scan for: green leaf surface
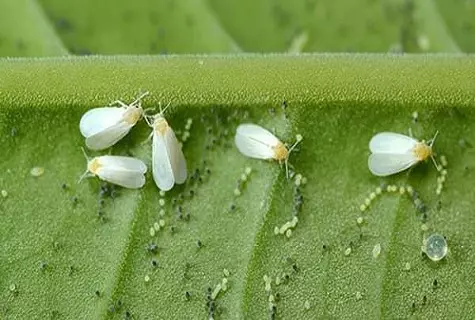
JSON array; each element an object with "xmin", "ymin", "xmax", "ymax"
[
  {"xmin": 36, "ymin": 0, "xmax": 242, "ymax": 54},
  {"xmin": 1, "ymin": 55, "xmax": 475, "ymax": 319},
  {"xmin": 433, "ymin": 0, "xmax": 475, "ymax": 52},
  {"xmin": 0, "ymin": 0, "xmax": 68, "ymax": 57},
  {"xmin": 2, "ymin": 0, "xmax": 474, "ymax": 56}
]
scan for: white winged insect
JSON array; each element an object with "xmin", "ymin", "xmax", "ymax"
[
  {"xmin": 234, "ymin": 123, "xmax": 302, "ymax": 178},
  {"xmin": 368, "ymin": 131, "xmax": 439, "ymax": 176},
  {"xmin": 144, "ymin": 104, "xmax": 187, "ymax": 191},
  {"xmin": 78, "ymin": 149, "xmax": 147, "ymax": 189},
  {"xmin": 79, "ymin": 92, "xmax": 149, "ymax": 150}
]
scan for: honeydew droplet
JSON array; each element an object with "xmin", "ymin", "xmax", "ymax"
[
  {"xmin": 1, "ymin": 190, "xmax": 8, "ymax": 198},
  {"xmin": 295, "ymin": 179, "xmax": 301, "ymax": 187},
  {"xmin": 364, "ymin": 198, "xmax": 371, "ymax": 206},
  {"xmin": 159, "ymin": 209, "xmax": 165, "ymax": 217},
  {"xmin": 159, "ymin": 199, "xmax": 165, "ymax": 206},
  {"xmin": 406, "ymin": 186, "xmax": 414, "ymax": 195},
  {"xmin": 30, "ymin": 166, "xmax": 45, "ymax": 177},
  {"xmin": 412, "ymin": 111, "xmax": 419, "ymax": 121},
  {"xmin": 159, "ymin": 190, "xmax": 166, "ymax": 197},
  {"xmin": 245, "ymin": 167, "xmax": 252, "ymax": 175},
  {"xmin": 268, "ymin": 302, "xmax": 275, "ymax": 312},
  {"xmin": 359, "ymin": 204, "xmax": 367, "ymax": 212},
  {"xmin": 369, "ymin": 192, "xmax": 376, "ymax": 200},
  {"xmin": 417, "ymin": 35, "xmax": 430, "ymax": 51},
  {"xmin": 375, "ymin": 187, "xmax": 382, "ymax": 195},
  {"xmin": 274, "ymin": 226, "xmax": 280, "ymax": 235},
  {"xmin": 240, "ymin": 174, "xmax": 247, "ymax": 182},
  {"xmin": 265, "ymin": 283, "xmax": 271, "ymax": 292},
  {"xmin": 421, "ymin": 223, "xmax": 429, "ymax": 232},
  {"xmin": 304, "ymin": 300, "xmax": 311, "ymax": 310},
  {"xmin": 391, "ymin": 185, "xmax": 398, "ymax": 192},
  {"xmin": 357, "ymin": 217, "xmax": 364, "ymax": 225},
  {"xmin": 234, "ymin": 189, "xmax": 241, "ymax": 196},
  {"xmin": 153, "ymin": 222, "xmax": 160, "ymax": 231},
  {"xmin": 441, "ymin": 169, "xmax": 448, "ymax": 176},
  {"xmin": 399, "ymin": 186, "xmax": 406, "ymax": 195},
  {"xmin": 290, "ymin": 216, "xmax": 298, "ymax": 228},
  {"xmin": 275, "ymin": 276, "xmax": 281, "ymax": 286},
  {"xmin": 296, "ymin": 134, "xmax": 303, "ymax": 142},
  {"xmin": 159, "ymin": 219, "xmax": 165, "ymax": 227},
  {"xmin": 301, "ymin": 177, "xmax": 308, "ymax": 185},
  {"xmin": 279, "ymin": 221, "xmax": 292, "ymax": 234},
  {"xmin": 423, "ymin": 233, "xmax": 448, "ymax": 262},
  {"xmin": 211, "ymin": 284, "xmax": 222, "ymax": 300},
  {"xmin": 144, "ymin": 275, "xmax": 150, "ymax": 282},
  {"xmin": 440, "ymin": 155, "xmax": 448, "ymax": 168},
  {"xmin": 263, "ymin": 275, "xmax": 269, "ymax": 283},
  {"xmin": 414, "ymin": 198, "xmax": 423, "ymax": 207},
  {"xmin": 356, "ymin": 291, "xmax": 363, "ymax": 300},
  {"xmin": 295, "ymin": 174, "xmax": 303, "ymax": 181},
  {"xmin": 268, "ymin": 294, "xmax": 275, "ymax": 303},
  {"xmin": 344, "ymin": 247, "xmax": 352, "ymax": 256},
  {"xmin": 149, "ymin": 227, "xmax": 156, "ymax": 237},
  {"xmin": 404, "ymin": 262, "xmax": 411, "ymax": 271},
  {"xmin": 372, "ymin": 243, "xmax": 381, "ymax": 258},
  {"xmin": 285, "ymin": 229, "xmax": 292, "ymax": 238},
  {"xmin": 9, "ymin": 283, "xmax": 16, "ymax": 292},
  {"xmin": 386, "ymin": 185, "xmax": 391, "ymax": 192},
  {"xmin": 223, "ymin": 268, "xmax": 230, "ymax": 277}
]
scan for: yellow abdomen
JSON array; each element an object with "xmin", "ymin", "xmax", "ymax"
[
  {"xmin": 413, "ymin": 142, "xmax": 432, "ymax": 161},
  {"xmin": 273, "ymin": 142, "xmax": 289, "ymax": 161}
]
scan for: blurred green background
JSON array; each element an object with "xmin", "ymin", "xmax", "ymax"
[{"xmin": 0, "ymin": 0, "xmax": 473, "ymax": 57}]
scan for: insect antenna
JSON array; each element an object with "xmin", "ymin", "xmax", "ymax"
[
  {"xmin": 130, "ymin": 91, "xmax": 150, "ymax": 107},
  {"xmin": 285, "ymin": 135, "xmax": 303, "ymax": 179},
  {"xmin": 78, "ymin": 147, "xmax": 92, "ymax": 183}
]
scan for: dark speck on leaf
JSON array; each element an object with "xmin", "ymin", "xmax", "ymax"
[{"xmin": 55, "ymin": 18, "xmax": 73, "ymax": 31}]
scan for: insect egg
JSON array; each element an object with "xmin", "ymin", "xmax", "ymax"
[{"xmin": 423, "ymin": 233, "xmax": 448, "ymax": 262}]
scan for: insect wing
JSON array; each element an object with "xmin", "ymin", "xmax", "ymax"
[
  {"xmin": 369, "ymin": 132, "xmax": 417, "ymax": 154},
  {"xmin": 85, "ymin": 121, "xmax": 133, "ymax": 151},
  {"xmin": 368, "ymin": 153, "xmax": 418, "ymax": 176},
  {"xmin": 164, "ymin": 127, "xmax": 187, "ymax": 184},
  {"xmin": 80, "ymin": 107, "xmax": 125, "ymax": 137},
  {"xmin": 96, "ymin": 156, "xmax": 146, "ymax": 188},
  {"xmin": 99, "ymin": 156, "xmax": 147, "ymax": 173},
  {"xmin": 152, "ymin": 131, "xmax": 175, "ymax": 191},
  {"xmin": 235, "ymin": 124, "xmax": 279, "ymax": 159}
]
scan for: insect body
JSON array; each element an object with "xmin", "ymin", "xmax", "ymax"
[
  {"xmin": 145, "ymin": 105, "xmax": 187, "ymax": 191},
  {"xmin": 79, "ymin": 151, "xmax": 147, "ymax": 189},
  {"xmin": 80, "ymin": 92, "xmax": 149, "ymax": 150},
  {"xmin": 368, "ymin": 131, "xmax": 439, "ymax": 176},
  {"xmin": 234, "ymin": 123, "xmax": 302, "ymax": 177}
]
